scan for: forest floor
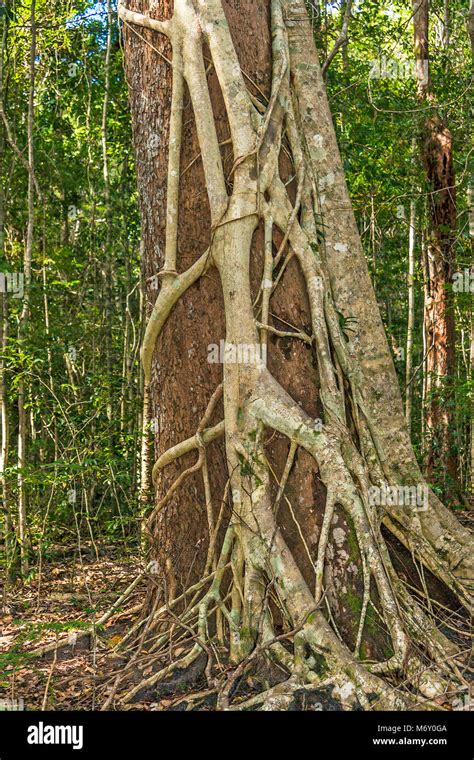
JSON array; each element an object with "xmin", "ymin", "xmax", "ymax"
[
  {"xmin": 0, "ymin": 550, "xmax": 329, "ymax": 711},
  {"xmin": 1, "ymin": 524, "xmax": 473, "ymax": 711},
  {"xmin": 1, "ymin": 550, "xmax": 150, "ymax": 711}
]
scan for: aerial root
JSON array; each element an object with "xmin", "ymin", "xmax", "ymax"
[{"xmin": 99, "ymin": 541, "xmax": 463, "ymax": 711}]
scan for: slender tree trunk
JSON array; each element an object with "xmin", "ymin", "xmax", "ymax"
[
  {"xmin": 138, "ymin": 249, "xmax": 152, "ymax": 546},
  {"xmin": 0, "ymin": 0, "xmax": 13, "ymax": 588},
  {"xmin": 120, "ymin": 177, "xmax": 133, "ymax": 438},
  {"xmin": 468, "ymin": 0, "xmax": 474, "ymax": 63},
  {"xmin": 470, "ymin": 319, "xmax": 474, "ymax": 508},
  {"xmin": 370, "ymin": 192, "xmax": 376, "ymax": 277},
  {"xmin": 0, "ymin": 290, "xmax": 11, "ymax": 586},
  {"xmin": 17, "ymin": 0, "xmax": 37, "ymax": 576},
  {"xmin": 412, "ymin": 0, "xmax": 458, "ymax": 493},
  {"xmin": 405, "ymin": 144, "xmax": 417, "ymax": 429},
  {"xmin": 102, "ymin": 0, "xmax": 115, "ymax": 443},
  {"xmin": 0, "ymin": 199, "xmax": 12, "ymax": 587}
]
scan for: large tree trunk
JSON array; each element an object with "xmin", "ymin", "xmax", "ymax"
[
  {"xmin": 118, "ymin": 0, "xmax": 473, "ymax": 710},
  {"xmin": 122, "ymin": 0, "xmax": 326, "ymax": 605}
]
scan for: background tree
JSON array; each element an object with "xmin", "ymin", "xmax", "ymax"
[{"xmin": 412, "ymin": 0, "xmax": 459, "ymax": 494}]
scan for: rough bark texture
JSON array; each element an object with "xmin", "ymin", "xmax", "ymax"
[
  {"xmin": 123, "ymin": 0, "xmax": 330, "ymax": 604},
  {"xmin": 116, "ymin": 0, "xmax": 473, "ymax": 711},
  {"xmin": 123, "ymin": 0, "xmax": 227, "ymax": 595},
  {"xmin": 413, "ymin": 0, "xmax": 458, "ymax": 490}
]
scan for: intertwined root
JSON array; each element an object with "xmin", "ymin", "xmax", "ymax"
[
  {"xmin": 101, "ymin": 506, "xmax": 469, "ymax": 710},
  {"xmin": 114, "ymin": 0, "xmax": 474, "ymax": 710}
]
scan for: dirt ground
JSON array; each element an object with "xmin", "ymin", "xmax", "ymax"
[
  {"xmin": 1, "ymin": 540, "xmax": 472, "ymax": 712},
  {"xmin": 1, "ymin": 551, "xmax": 149, "ymax": 711}
]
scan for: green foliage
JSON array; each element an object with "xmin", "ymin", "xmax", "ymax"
[
  {"xmin": 317, "ymin": 0, "xmax": 472, "ymax": 497},
  {"xmin": 0, "ymin": 1, "xmax": 141, "ymax": 577}
]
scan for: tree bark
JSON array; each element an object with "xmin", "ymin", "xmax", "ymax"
[
  {"xmin": 0, "ymin": 0, "xmax": 13, "ymax": 588},
  {"xmin": 412, "ymin": 0, "xmax": 458, "ymax": 493},
  {"xmin": 117, "ymin": 0, "xmax": 473, "ymax": 710},
  {"xmin": 468, "ymin": 0, "xmax": 474, "ymax": 63},
  {"xmin": 102, "ymin": 0, "xmax": 115, "ymax": 443},
  {"xmin": 405, "ymin": 191, "xmax": 416, "ymax": 429},
  {"xmin": 122, "ymin": 0, "xmax": 326, "ymax": 604}
]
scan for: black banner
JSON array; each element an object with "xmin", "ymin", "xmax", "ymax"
[{"xmin": 0, "ymin": 710, "xmax": 471, "ymax": 759}]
